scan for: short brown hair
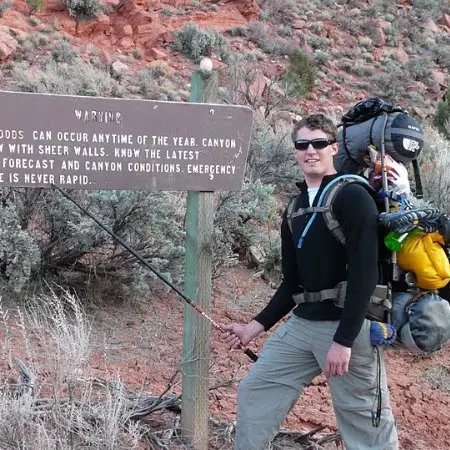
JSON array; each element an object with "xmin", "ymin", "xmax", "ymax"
[{"xmin": 291, "ymin": 114, "xmax": 337, "ymax": 143}]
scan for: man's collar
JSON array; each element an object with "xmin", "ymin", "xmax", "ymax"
[{"xmin": 296, "ymin": 173, "xmax": 340, "ymax": 192}]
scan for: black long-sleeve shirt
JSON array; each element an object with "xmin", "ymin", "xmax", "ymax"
[{"xmin": 254, "ymin": 173, "xmax": 379, "ymax": 347}]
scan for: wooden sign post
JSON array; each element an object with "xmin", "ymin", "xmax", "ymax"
[{"xmin": 181, "ymin": 65, "xmax": 217, "ymax": 449}]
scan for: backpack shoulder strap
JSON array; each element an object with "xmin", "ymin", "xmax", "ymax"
[
  {"xmin": 321, "ymin": 175, "xmax": 373, "ymax": 246},
  {"xmin": 297, "ymin": 174, "xmax": 372, "ymax": 248},
  {"xmin": 286, "ymin": 196, "xmax": 298, "ymax": 234},
  {"xmin": 286, "ymin": 197, "xmax": 332, "ymax": 234}
]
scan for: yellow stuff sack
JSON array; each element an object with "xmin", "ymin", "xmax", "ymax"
[{"xmin": 397, "ymin": 232, "xmax": 450, "ymax": 290}]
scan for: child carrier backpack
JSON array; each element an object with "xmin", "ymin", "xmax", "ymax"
[
  {"xmin": 286, "ymin": 174, "xmax": 450, "ymax": 353},
  {"xmin": 335, "ymin": 97, "xmax": 425, "ymax": 199},
  {"xmin": 286, "ymin": 97, "xmax": 450, "ymax": 352}
]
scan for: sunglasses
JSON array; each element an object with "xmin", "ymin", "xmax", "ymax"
[{"xmin": 294, "ymin": 139, "xmax": 334, "ymax": 151}]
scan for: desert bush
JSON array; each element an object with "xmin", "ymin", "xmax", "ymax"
[
  {"xmin": 14, "ymin": 189, "xmax": 184, "ymax": 293},
  {"xmin": 258, "ymin": 0, "xmax": 297, "ymax": 24},
  {"xmin": 278, "ymin": 24, "xmax": 292, "ymax": 37},
  {"xmin": 421, "ymin": 364, "xmax": 450, "ymax": 391},
  {"xmin": 214, "ymin": 180, "xmax": 279, "ymax": 273},
  {"xmin": 246, "ymin": 20, "xmax": 297, "ymax": 55},
  {"xmin": 358, "ymin": 36, "xmax": 373, "ymax": 49},
  {"xmin": 385, "ymin": 23, "xmax": 399, "ymax": 47},
  {"xmin": 132, "ymin": 48, "xmax": 143, "ymax": 60},
  {"xmin": 372, "ymin": 62, "xmax": 407, "ymax": 102},
  {"xmin": 430, "ymin": 43, "xmax": 450, "ymax": 71},
  {"xmin": 10, "ymin": 59, "xmax": 124, "ymax": 97},
  {"xmin": 0, "ymin": 293, "xmax": 146, "ymax": 449},
  {"xmin": 25, "ymin": 289, "xmax": 91, "ymax": 383},
  {"xmin": 314, "ymin": 49, "xmax": 329, "ymax": 65},
  {"xmin": 173, "ymin": 22, "xmax": 228, "ymax": 63},
  {"xmin": 247, "ymin": 20, "xmax": 269, "ymax": 47},
  {"xmin": 367, "ymin": 0, "xmax": 398, "ymax": 16},
  {"xmin": 64, "ymin": 0, "xmax": 100, "ymax": 20},
  {"xmin": 307, "ymin": 36, "xmax": 328, "ymax": 51},
  {"xmin": 52, "ymin": 38, "xmax": 78, "ymax": 63},
  {"xmin": 283, "ymin": 51, "xmax": 316, "ymax": 98},
  {"xmin": 246, "ymin": 119, "xmax": 300, "ymax": 190},
  {"xmin": 411, "ymin": 0, "xmax": 449, "ymax": 20},
  {"xmin": 404, "ymin": 57, "xmax": 432, "ymax": 83},
  {"xmin": 228, "ymin": 26, "xmax": 247, "ymax": 37},
  {"xmin": 434, "ymin": 88, "xmax": 450, "ymax": 139},
  {"xmin": 133, "ymin": 68, "xmax": 168, "ymax": 100},
  {"xmin": 418, "ymin": 126, "xmax": 450, "ymax": 213},
  {"xmin": 26, "ymin": 0, "xmax": 44, "ymax": 14},
  {"xmin": 0, "ymin": 202, "xmax": 40, "ymax": 294}
]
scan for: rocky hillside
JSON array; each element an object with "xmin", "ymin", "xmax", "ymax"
[{"xmin": 0, "ymin": 0, "xmax": 448, "ymax": 123}]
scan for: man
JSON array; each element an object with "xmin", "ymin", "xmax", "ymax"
[{"xmin": 222, "ymin": 114, "xmax": 398, "ymax": 450}]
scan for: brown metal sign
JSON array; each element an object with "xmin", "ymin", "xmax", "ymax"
[{"xmin": 0, "ymin": 91, "xmax": 253, "ymax": 191}]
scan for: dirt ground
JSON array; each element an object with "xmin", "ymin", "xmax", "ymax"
[{"xmin": 1, "ymin": 265, "xmax": 449, "ymax": 449}]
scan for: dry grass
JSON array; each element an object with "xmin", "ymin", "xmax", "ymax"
[
  {"xmin": 421, "ymin": 364, "xmax": 450, "ymax": 392},
  {"xmin": 0, "ymin": 291, "xmax": 147, "ymax": 449}
]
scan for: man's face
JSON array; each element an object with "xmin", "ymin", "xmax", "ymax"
[{"xmin": 293, "ymin": 127, "xmax": 337, "ymax": 179}]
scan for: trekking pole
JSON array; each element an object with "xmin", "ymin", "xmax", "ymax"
[
  {"xmin": 379, "ymin": 112, "xmax": 390, "ymax": 214},
  {"xmin": 51, "ymin": 184, "xmax": 258, "ymax": 362}
]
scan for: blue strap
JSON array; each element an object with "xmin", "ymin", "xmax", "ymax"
[
  {"xmin": 297, "ymin": 174, "xmax": 369, "ymax": 248},
  {"xmin": 376, "ymin": 190, "xmax": 411, "ymax": 211}
]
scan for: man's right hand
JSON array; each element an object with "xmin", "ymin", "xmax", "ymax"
[{"xmin": 221, "ymin": 320, "xmax": 265, "ymax": 348}]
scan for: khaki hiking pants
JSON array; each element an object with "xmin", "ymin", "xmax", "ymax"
[{"xmin": 235, "ymin": 315, "xmax": 398, "ymax": 450}]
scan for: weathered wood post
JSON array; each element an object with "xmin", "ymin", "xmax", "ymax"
[{"xmin": 181, "ymin": 58, "xmax": 218, "ymax": 449}]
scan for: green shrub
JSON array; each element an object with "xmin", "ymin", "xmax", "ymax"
[
  {"xmin": 10, "ymin": 59, "xmax": 124, "ymax": 98},
  {"xmin": 434, "ymin": 88, "xmax": 450, "ymax": 139},
  {"xmin": 228, "ymin": 26, "xmax": 247, "ymax": 37},
  {"xmin": 404, "ymin": 57, "xmax": 432, "ymax": 83},
  {"xmin": 64, "ymin": 0, "xmax": 100, "ymax": 20},
  {"xmin": 385, "ymin": 24, "xmax": 399, "ymax": 47},
  {"xmin": 247, "ymin": 20, "xmax": 269, "ymax": 47},
  {"xmin": 52, "ymin": 38, "xmax": 78, "ymax": 63},
  {"xmin": 419, "ymin": 127, "xmax": 450, "ymax": 213},
  {"xmin": 26, "ymin": 0, "xmax": 44, "ymax": 13},
  {"xmin": 0, "ymin": 201, "xmax": 40, "ymax": 293},
  {"xmin": 259, "ymin": 0, "xmax": 297, "ymax": 24},
  {"xmin": 134, "ymin": 69, "xmax": 168, "ymax": 100},
  {"xmin": 368, "ymin": 0, "xmax": 398, "ymax": 16},
  {"xmin": 283, "ymin": 51, "xmax": 315, "ymax": 98},
  {"xmin": 307, "ymin": 36, "xmax": 328, "ymax": 51},
  {"xmin": 132, "ymin": 49, "xmax": 143, "ymax": 60},
  {"xmin": 246, "ymin": 119, "xmax": 300, "ymax": 190},
  {"xmin": 430, "ymin": 44, "xmax": 450, "ymax": 72},
  {"xmin": 372, "ymin": 65, "xmax": 407, "ymax": 102},
  {"xmin": 411, "ymin": 0, "xmax": 448, "ymax": 20},
  {"xmin": 173, "ymin": 22, "xmax": 228, "ymax": 63},
  {"xmin": 314, "ymin": 49, "xmax": 329, "ymax": 65},
  {"xmin": 214, "ymin": 180, "xmax": 278, "ymax": 273},
  {"xmin": 1, "ymin": 188, "xmax": 186, "ymax": 296}
]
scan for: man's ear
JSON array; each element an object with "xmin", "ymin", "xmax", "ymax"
[{"xmin": 331, "ymin": 142, "xmax": 338, "ymax": 156}]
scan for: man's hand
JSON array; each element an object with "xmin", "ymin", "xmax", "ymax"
[
  {"xmin": 221, "ymin": 320, "xmax": 265, "ymax": 349},
  {"xmin": 324, "ymin": 342, "xmax": 351, "ymax": 378}
]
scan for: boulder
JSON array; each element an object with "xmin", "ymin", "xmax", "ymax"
[
  {"xmin": 111, "ymin": 60, "xmax": 129, "ymax": 77},
  {"xmin": 437, "ymin": 14, "xmax": 450, "ymax": 29},
  {"xmin": 148, "ymin": 47, "xmax": 168, "ymax": 60},
  {"xmin": 0, "ymin": 30, "xmax": 19, "ymax": 61}
]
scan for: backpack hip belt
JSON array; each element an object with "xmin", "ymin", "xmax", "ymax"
[{"xmin": 293, "ymin": 281, "xmax": 392, "ymax": 310}]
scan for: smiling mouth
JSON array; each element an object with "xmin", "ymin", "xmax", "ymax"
[{"xmin": 306, "ymin": 159, "xmax": 319, "ymax": 163}]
